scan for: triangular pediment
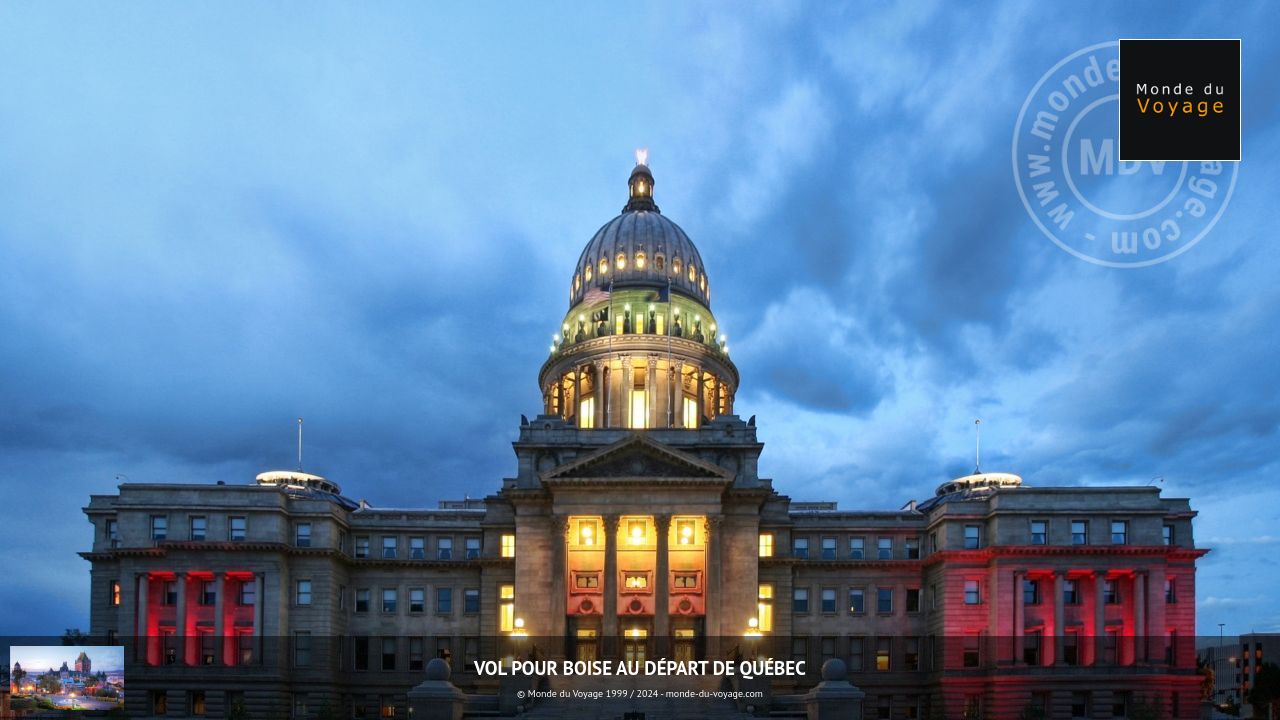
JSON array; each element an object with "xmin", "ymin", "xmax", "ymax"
[{"xmin": 542, "ymin": 434, "xmax": 732, "ymax": 483}]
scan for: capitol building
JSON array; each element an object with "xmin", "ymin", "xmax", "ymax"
[{"xmin": 81, "ymin": 157, "xmax": 1206, "ymax": 719}]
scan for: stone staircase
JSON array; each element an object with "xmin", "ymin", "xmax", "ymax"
[{"xmin": 511, "ymin": 672, "xmax": 755, "ymax": 720}]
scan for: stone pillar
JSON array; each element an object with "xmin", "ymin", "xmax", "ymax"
[
  {"xmin": 1012, "ymin": 571, "xmax": 1025, "ymax": 665},
  {"xmin": 593, "ymin": 361, "xmax": 606, "ymax": 429},
  {"xmin": 654, "ymin": 515, "xmax": 671, "ymax": 650},
  {"xmin": 554, "ymin": 376, "xmax": 565, "ymax": 420},
  {"xmin": 603, "ymin": 515, "xmax": 619, "ymax": 650},
  {"xmin": 1134, "ymin": 571, "xmax": 1147, "ymax": 663},
  {"xmin": 1147, "ymin": 566, "xmax": 1167, "ymax": 665},
  {"xmin": 672, "ymin": 362, "xmax": 684, "ymax": 428},
  {"xmin": 803, "ymin": 659, "xmax": 865, "ymax": 720},
  {"xmin": 551, "ymin": 516, "xmax": 569, "ymax": 658},
  {"xmin": 706, "ymin": 515, "xmax": 723, "ymax": 657},
  {"xmin": 1093, "ymin": 573, "xmax": 1106, "ymax": 666},
  {"xmin": 136, "ymin": 573, "xmax": 150, "ymax": 664},
  {"xmin": 696, "ymin": 366, "xmax": 705, "ymax": 426},
  {"xmin": 1052, "ymin": 571, "xmax": 1065, "ymax": 666},
  {"xmin": 175, "ymin": 573, "xmax": 187, "ymax": 665},
  {"xmin": 646, "ymin": 356, "xmax": 660, "ymax": 429},
  {"xmin": 620, "ymin": 356, "xmax": 633, "ymax": 428},
  {"xmin": 253, "ymin": 573, "xmax": 265, "ymax": 665},
  {"xmin": 573, "ymin": 366, "xmax": 582, "ymax": 427},
  {"xmin": 213, "ymin": 573, "xmax": 226, "ymax": 666},
  {"xmin": 408, "ymin": 658, "xmax": 466, "ymax": 720}
]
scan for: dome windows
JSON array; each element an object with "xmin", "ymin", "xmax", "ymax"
[
  {"xmin": 599, "ymin": 258, "xmax": 609, "ymax": 276},
  {"xmin": 585, "ymin": 264, "xmax": 593, "ymax": 282},
  {"xmin": 616, "ymin": 252, "xmax": 627, "ymax": 271},
  {"xmin": 687, "ymin": 264, "xmax": 697, "ymax": 283},
  {"xmin": 635, "ymin": 250, "xmax": 646, "ymax": 270},
  {"xmin": 672, "ymin": 257, "xmax": 682, "ymax": 277},
  {"xmin": 655, "ymin": 254, "xmax": 665, "ymax": 271}
]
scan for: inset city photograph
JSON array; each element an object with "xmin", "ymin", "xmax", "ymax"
[{"xmin": 8, "ymin": 646, "xmax": 124, "ymax": 713}]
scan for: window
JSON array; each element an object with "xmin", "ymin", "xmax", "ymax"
[
  {"xmin": 793, "ymin": 537, "xmax": 809, "ymax": 559},
  {"xmin": 1165, "ymin": 630, "xmax": 1177, "ymax": 665},
  {"xmin": 437, "ymin": 537, "xmax": 453, "ymax": 560},
  {"xmin": 876, "ymin": 638, "xmax": 891, "ymax": 670},
  {"xmin": 229, "ymin": 516, "xmax": 246, "ymax": 541},
  {"xmin": 1070, "ymin": 691, "xmax": 1089, "ymax": 719},
  {"xmin": 820, "ymin": 588, "xmax": 837, "ymax": 613},
  {"xmin": 465, "ymin": 537, "xmax": 481, "ymax": 559},
  {"xmin": 1071, "ymin": 520, "xmax": 1088, "ymax": 545},
  {"xmin": 409, "ymin": 536, "xmax": 426, "ymax": 559},
  {"xmin": 791, "ymin": 637, "xmax": 807, "ymax": 664},
  {"xmin": 190, "ymin": 516, "xmax": 206, "ymax": 541},
  {"xmin": 409, "ymin": 637, "xmax": 425, "ymax": 671},
  {"xmin": 1024, "ymin": 578, "xmax": 1040, "ymax": 605},
  {"xmin": 877, "ymin": 587, "xmax": 893, "ymax": 614},
  {"xmin": 338, "ymin": 584, "xmax": 346, "ymax": 610},
  {"xmin": 1063, "ymin": 631, "xmax": 1079, "ymax": 665},
  {"xmin": 294, "ymin": 631, "xmax": 311, "ymax": 667},
  {"xmin": 1111, "ymin": 520, "xmax": 1128, "ymax": 544},
  {"xmin": 163, "ymin": 580, "xmax": 178, "ymax": 605},
  {"xmin": 1166, "ymin": 577, "xmax": 1177, "ymax": 603},
  {"xmin": 964, "ymin": 579, "xmax": 980, "ymax": 604},
  {"xmin": 849, "ymin": 637, "xmax": 864, "ymax": 671},
  {"xmin": 963, "ymin": 634, "xmax": 980, "ymax": 667},
  {"xmin": 151, "ymin": 515, "xmax": 167, "ymax": 541},
  {"xmin": 849, "ymin": 588, "xmax": 865, "ymax": 614},
  {"xmin": 1024, "ymin": 631, "xmax": 1041, "ymax": 665},
  {"xmin": 464, "ymin": 588, "xmax": 480, "ymax": 613},
  {"xmin": 152, "ymin": 691, "xmax": 168, "ymax": 715},
  {"xmin": 673, "ymin": 573, "xmax": 698, "ymax": 589},
  {"xmin": 110, "ymin": 580, "xmax": 121, "ymax": 606},
  {"xmin": 876, "ymin": 695, "xmax": 891, "ymax": 720},
  {"xmin": 201, "ymin": 580, "xmax": 216, "ymax": 605},
  {"xmin": 355, "ymin": 536, "xmax": 370, "ymax": 558},
  {"xmin": 190, "ymin": 690, "xmax": 207, "ymax": 716},
  {"xmin": 758, "ymin": 532, "xmax": 774, "ymax": 557},
  {"xmin": 963, "ymin": 524, "xmax": 981, "ymax": 549},
  {"xmin": 239, "ymin": 579, "xmax": 256, "ymax": 606},
  {"xmin": 350, "ymin": 636, "xmax": 370, "ymax": 671},
  {"xmin": 574, "ymin": 572, "xmax": 599, "ymax": 589},
  {"xmin": 355, "ymin": 588, "xmax": 370, "ymax": 613},
  {"xmin": 501, "ymin": 534, "xmax": 516, "ymax": 557},
  {"xmin": 877, "ymin": 537, "xmax": 893, "ymax": 560},
  {"xmin": 106, "ymin": 518, "xmax": 119, "ymax": 544},
  {"xmin": 849, "ymin": 537, "xmax": 865, "ymax": 559},
  {"xmin": 793, "ymin": 588, "xmax": 809, "ymax": 613},
  {"xmin": 409, "ymin": 588, "xmax": 425, "ymax": 613},
  {"xmin": 295, "ymin": 523, "xmax": 311, "ymax": 547},
  {"xmin": 1104, "ymin": 630, "xmax": 1119, "ymax": 664},
  {"xmin": 382, "ymin": 588, "xmax": 397, "ymax": 613},
  {"xmin": 820, "ymin": 636, "xmax": 836, "ymax": 661},
  {"xmin": 1064, "ymin": 579, "xmax": 1079, "ymax": 605},
  {"xmin": 905, "ymin": 537, "xmax": 920, "ymax": 559},
  {"xmin": 623, "ymin": 572, "xmax": 648, "ymax": 590},
  {"xmin": 821, "ymin": 537, "xmax": 837, "ymax": 560},
  {"xmin": 381, "ymin": 637, "xmax": 397, "ymax": 671},
  {"xmin": 296, "ymin": 580, "xmax": 312, "ymax": 606},
  {"xmin": 904, "ymin": 637, "xmax": 920, "ymax": 670},
  {"xmin": 499, "ymin": 584, "xmax": 515, "ymax": 632},
  {"xmin": 437, "ymin": 587, "xmax": 452, "ymax": 613},
  {"xmin": 1163, "ymin": 524, "xmax": 1174, "ymax": 545},
  {"xmin": 757, "ymin": 584, "xmax": 773, "ymax": 631},
  {"xmin": 929, "ymin": 531, "xmax": 938, "ymax": 553},
  {"xmin": 1111, "ymin": 691, "xmax": 1130, "ymax": 719},
  {"xmin": 382, "ymin": 536, "xmax": 397, "ymax": 559},
  {"xmin": 1104, "ymin": 579, "xmax": 1119, "ymax": 604},
  {"xmin": 1030, "ymin": 519, "xmax": 1047, "ymax": 545},
  {"xmin": 906, "ymin": 588, "xmax": 921, "ymax": 613}
]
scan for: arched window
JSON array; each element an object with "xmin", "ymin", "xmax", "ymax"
[
  {"xmin": 585, "ymin": 264, "xmax": 593, "ymax": 282},
  {"xmin": 672, "ymin": 257, "xmax": 682, "ymax": 276},
  {"xmin": 574, "ymin": 273, "xmax": 580, "ymax": 292},
  {"xmin": 635, "ymin": 250, "xmax": 646, "ymax": 270},
  {"xmin": 599, "ymin": 258, "xmax": 609, "ymax": 276},
  {"xmin": 687, "ymin": 264, "xmax": 697, "ymax": 283},
  {"xmin": 700, "ymin": 275, "xmax": 706, "ymax": 292},
  {"xmin": 616, "ymin": 252, "xmax": 627, "ymax": 271},
  {"xmin": 655, "ymin": 254, "xmax": 665, "ymax": 271}
]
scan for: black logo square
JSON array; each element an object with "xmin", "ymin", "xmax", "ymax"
[{"xmin": 1119, "ymin": 39, "xmax": 1240, "ymax": 161}]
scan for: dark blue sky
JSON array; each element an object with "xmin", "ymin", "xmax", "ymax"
[{"xmin": 1, "ymin": 2, "xmax": 1276, "ymax": 637}]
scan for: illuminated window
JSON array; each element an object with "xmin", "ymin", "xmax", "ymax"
[
  {"xmin": 574, "ymin": 573, "xmax": 599, "ymax": 589},
  {"xmin": 585, "ymin": 264, "xmax": 593, "ymax": 282},
  {"xmin": 700, "ymin": 275, "xmax": 706, "ymax": 292},
  {"xmin": 578, "ymin": 519, "xmax": 598, "ymax": 546},
  {"xmin": 672, "ymin": 257, "xmax": 682, "ymax": 275},
  {"xmin": 624, "ymin": 573, "xmax": 649, "ymax": 590},
  {"xmin": 674, "ymin": 573, "xmax": 698, "ymax": 589},
  {"xmin": 499, "ymin": 584, "xmax": 514, "ymax": 632},
  {"xmin": 110, "ymin": 580, "xmax": 121, "ymax": 606},
  {"xmin": 758, "ymin": 584, "xmax": 774, "ymax": 631},
  {"xmin": 676, "ymin": 519, "xmax": 696, "ymax": 545},
  {"xmin": 616, "ymin": 252, "xmax": 626, "ymax": 271},
  {"xmin": 599, "ymin": 258, "xmax": 608, "ymax": 275},
  {"xmin": 849, "ymin": 588, "xmax": 865, "ymax": 614},
  {"xmin": 635, "ymin": 251, "xmax": 646, "ymax": 269},
  {"xmin": 627, "ymin": 519, "xmax": 647, "ymax": 544},
  {"xmin": 688, "ymin": 264, "xmax": 696, "ymax": 282},
  {"xmin": 682, "ymin": 397, "xmax": 698, "ymax": 428},
  {"xmin": 630, "ymin": 388, "xmax": 648, "ymax": 429},
  {"xmin": 501, "ymin": 534, "xmax": 515, "ymax": 558},
  {"xmin": 655, "ymin": 254, "xmax": 664, "ymax": 270},
  {"xmin": 758, "ymin": 532, "xmax": 774, "ymax": 557},
  {"xmin": 579, "ymin": 397, "xmax": 595, "ymax": 428},
  {"xmin": 876, "ymin": 638, "xmax": 891, "ymax": 670}
]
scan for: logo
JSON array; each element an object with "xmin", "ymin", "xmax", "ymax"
[{"xmin": 1012, "ymin": 41, "xmax": 1237, "ymax": 268}]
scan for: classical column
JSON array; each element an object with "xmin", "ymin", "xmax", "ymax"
[
  {"xmin": 175, "ymin": 572, "xmax": 187, "ymax": 665},
  {"xmin": 646, "ymin": 356, "xmax": 660, "ymax": 429},
  {"xmin": 706, "ymin": 515, "xmax": 723, "ymax": 659},
  {"xmin": 252, "ymin": 573, "xmax": 265, "ymax": 665},
  {"xmin": 620, "ymin": 356, "xmax": 633, "ymax": 428},
  {"xmin": 1012, "ymin": 571, "xmax": 1025, "ymax": 665},
  {"xmin": 555, "ymin": 376, "xmax": 565, "ymax": 420},
  {"xmin": 654, "ymin": 515, "xmax": 671, "ymax": 649},
  {"xmin": 135, "ymin": 573, "xmax": 150, "ymax": 664},
  {"xmin": 213, "ymin": 573, "xmax": 226, "ymax": 666},
  {"xmin": 551, "ymin": 516, "xmax": 569, "ymax": 657},
  {"xmin": 1052, "ymin": 571, "xmax": 1065, "ymax": 666},
  {"xmin": 696, "ymin": 367, "xmax": 706, "ymax": 425},
  {"xmin": 573, "ymin": 366, "xmax": 582, "ymax": 427},
  {"xmin": 603, "ymin": 515, "xmax": 620, "ymax": 650},
  {"xmin": 1093, "ymin": 573, "xmax": 1106, "ymax": 666},
  {"xmin": 593, "ymin": 361, "xmax": 607, "ymax": 429},
  {"xmin": 1134, "ymin": 571, "xmax": 1147, "ymax": 664},
  {"xmin": 672, "ymin": 362, "xmax": 684, "ymax": 428}
]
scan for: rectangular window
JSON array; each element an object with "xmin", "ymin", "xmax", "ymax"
[
  {"xmin": 964, "ymin": 579, "xmax": 980, "ymax": 604},
  {"xmin": 437, "ymin": 587, "xmax": 452, "ymax": 614},
  {"xmin": 296, "ymin": 580, "xmax": 312, "ymax": 606},
  {"xmin": 1063, "ymin": 631, "xmax": 1079, "ymax": 666},
  {"xmin": 1064, "ymin": 580, "xmax": 1079, "ymax": 605},
  {"xmin": 574, "ymin": 572, "xmax": 599, "ymax": 589},
  {"xmin": 201, "ymin": 580, "xmax": 216, "ymax": 606},
  {"xmin": 409, "ymin": 637, "xmax": 425, "ymax": 671},
  {"xmin": 409, "ymin": 536, "xmax": 426, "ymax": 559},
  {"xmin": 793, "ymin": 588, "xmax": 809, "ymax": 613},
  {"xmin": 791, "ymin": 637, "xmax": 807, "ymax": 664},
  {"xmin": 821, "ymin": 537, "xmax": 837, "ymax": 560},
  {"xmin": 904, "ymin": 637, "xmax": 920, "ymax": 670},
  {"xmin": 673, "ymin": 573, "xmax": 698, "ymax": 589},
  {"xmin": 682, "ymin": 396, "xmax": 698, "ymax": 428},
  {"xmin": 905, "ymin": 537, "xmax": 920, "ymax": 559},
  {"xmin": 793, "ymin": 537, "xmax": 809, "ymax": 559},
  {"xmin": 465, "ymin": 537, "xmax": 481, "ymax": 559},
  {"xmin": 190, "ymin": 689, "xmax": 207, "ymax": 716},
  {"xmin": 294, "ymin": 631, "xmax": 311, "ymax": 667},
  {"xmin": 1111, "ymin": 520, "xmax": 1128, "ymax": 545},
  {"xmin": 876, "ymin": 637, "xmax": 891, "ymax": 671},
  {"xmin": 229, "ymin": 516, "xmax": 246, "ymax": 541},
  {"xmin": 849, "ymin": 537, "xmax": 865, "ymax": 559},
  {"xmin": 758, "ymin": 532, "xmax": 774, "ymax": 557},
  {"xmin": 874, "ymin": 536, "xmax": 891, "ymax": 560},
  {"xmin": 578, "ymin": 397, "xmax": 595, "ymax": 428},
  {"xmin": 1030, "ymin": 519, "xmax": 1047, "ymax": 545},
  {"xmin": 239, "ymin": 579, "xmax": 256, "ymax": 606},
  {"xmin": 820, "ymin": 588, "xmax": 837, "ymax": 613},
  {"xmin": 1166, "ymin": 578, "xmax": 1177, "ymax": 603},
  {"xmin": 877, "ymin": 587, "xmax": 893, "ymax": 614},
  {"xmin": 381, "ymin": 637, "xmax": 397, "ymax": 671},
  {"xmin": 110, "ymin": 580, "xmax": 121, "ymax": 606},
  {"xmin": 963, "ymin": 634, "xmax": 980, "ymax": 667},
  {"xmin": 1071, "ymin": 520, "xmax": 1088, "ymax": 545},
  {"xmin": 382, "ymin": 536, "xmax": 397, "ymax": 559},
  {"xmin": 820, "ymin": 636, "xmax": 836, "ymax": 660},
  {"xmin": 906, "ymin": 588, "xmax": 920, "ymax": 613},
  {"xmin": 152, "ymin": 691, "xmax": 168, "ymax": 715},
  {"xmin": 849, "ymin": 588, "xmax": 865, "ymax": 614},
  {"xmin": 963, "ymin": 524, "xmax": 981, "ymax": 549},
  {"xmin": 1024, "ymin": 631, "xmax": 1041, "ymax": 665},
  {"xmin": 464, "ymin": 588, "xmax": 480, "ymax": 614},
  {"xmin": 1104, "ymin": 630, "xmax": 1118, "ymax": 664},
  {"xmin": 1111, "ymin": 691, "xmax": 1130, "ymax": 719},
  {"xmin": 757, "ymin": 584, "xmax": 773, "ymax": 632},
  {"xmin": 356, "ymin": 588, "xmax": 370, "ymax": 613},
  {"xmin": 848, "ymin": 637, "xmax": 864, "ymax": 671},
  {"xmin": 437, "ymin": 537, "xmax": 453, "ymax": 560},
  {"xmin": 929, "ymin": 531, "xmax": 938, "ymax": 553},
  {"xmin": 382, "ymin": 588, "xmax": 397, "ymax": 613},
  {"xmin": 1165, "ymin": 630, "xmax": 1177, "ymax": 665},
  {"xmin": 295, "ymin": 523, "xmax": 311, "ymax": 547},
  {"xmin": 1070, "ymin": 692, "xmax": 1089, "ymax": 719},
  {"xmin": 163, "ymin": 580, "xmax": 178, "ymax": 605},
  {"xmin": 435, "ymin": 638, "xmax": 452, "ymax": 668},
  {"xmin": 1024, "ymin": 578, "xmax": 1040, "ymax": 605},
  {"xmin": 1104, "ymin": 579, "xmax": 1119, "ymax": 604},
  {"xmin": 623, "ymin": 572, "xmax": 649, "ymax": 589},
  {"xmin": 499, "ymin": 584, "xmax": 515, "ymax": 632},
  {"xmin": 106, "ymin": 519, "xmax": 119, "ymax": 544},
  {"xmin": 1163, "ymin": 524, "xmax": 1174, "ymax": 545},
  {"xmin": 354, "ymin": 637, "xmax": 369, "ymax": 671},
  {"xmin": 151, "ymin": 515, "xmax": 167, "ymax": 541},
  {"xmin": 409, "ymin": 588, "xmax": 425, "ymax": 613},
  {"xmin": 355, "ymin": 536, "xmax": 370, "ymax": 558},
  {"xmin": 501, "ymin": 534, "xmax": 516, "ymax": 558},
  {"xmin": 877, "ymin": 695, "xmax": 891, "ymax": 720},
  {"xmin": 190, "ymin": 516, "xmax": 206, "ymax": 541}
]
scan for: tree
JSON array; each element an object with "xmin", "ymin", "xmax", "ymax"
[
  {"xmin": 1198, "ymin": 652, "xmax": 1216, "ymax": 700},
  {"xmin": 61, "ymin": 629, "xmax": 87, "ymax": 646},
  {"xmin": 1249, "ymin": 662, "xmax": 1280, "ymax": 716}
]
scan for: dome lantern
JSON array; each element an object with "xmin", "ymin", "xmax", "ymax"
[{"xmin": 624, "ymin": 148, "xmax": 658, "ymax": 213}]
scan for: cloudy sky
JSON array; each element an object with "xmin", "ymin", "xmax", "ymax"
[{"xmin": 1, "ymin": 2, "xmax": 1276, "ymax": 638}]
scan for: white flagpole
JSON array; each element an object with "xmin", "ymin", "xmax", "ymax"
[{"xmin": 297, "ymin": 417, "xmax": 304, "ymax": 471}]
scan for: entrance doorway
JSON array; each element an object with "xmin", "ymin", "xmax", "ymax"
[
  {"xmin": 673, "ymin": 628, "xmax": 696, "ymax": 662},
  {"xmin": 575, "ymin": 629, "xmax": 599, "ymax": 662},
  {"xmin": 623, "ymin": 628, "xmax": 648, "ymax": 663}
]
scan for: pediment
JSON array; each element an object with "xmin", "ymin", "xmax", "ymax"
[{"xmin": 542, "ymin": 435, "xmax": 732, "ymax": 483}]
